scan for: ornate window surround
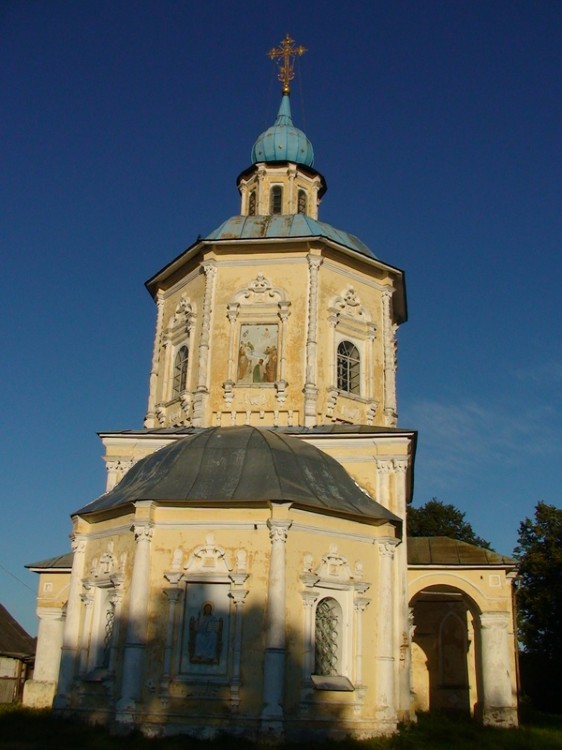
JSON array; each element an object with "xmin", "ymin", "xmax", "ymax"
[
  {"xmin": 162, "ymin": 535, "xmax": 249, "ymax": 702},
  {"xmin": 78, "ymin": 542, "xmax": 125, "ymax": 680},
  {"xmin": 223, "ymin": 273, "xmax": 291, "ymax": 405},
  {"xmin": 300, "ymin": 546, "xmax": 370, "ymax": 692},
  {"xmin": 163, "ymin": 296, "xmax": 195, "ymax": 403},
  {"xmin": 327, "ymin": 287, "xmax": 378, "ymax": 415}
]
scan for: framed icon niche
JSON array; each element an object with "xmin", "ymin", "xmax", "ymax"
[
  {"xmin": 224, "ymin": 273, "xmax": 291, "ymax": 400},
  {"xmin": 237, "ymin": 323, "xmax": 279, "ymax": 384}
]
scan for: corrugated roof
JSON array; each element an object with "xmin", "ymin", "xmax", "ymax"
[
  {"xmin": 0, "ymin": 604, "xmax": 35, "ymax": 659},
  {"xmin": 408, "ymin": 536, "xmax": 516, "ymax": 566}
]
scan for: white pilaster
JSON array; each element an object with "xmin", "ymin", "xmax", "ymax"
[
  {"xmin": 193, "ymin": 261, "xmax": 216, "ymax": 426},
  {"xmin": 23, "ymin": 607, "xmax": 66, "ymax": 708},
  {"xmin": 54, "ymin": 533, "xmax": 87, "ymax": 708},
  {"xmin": 374, "ymin": 538, "xmax": 399, "ymax": 731},
  {"xmin": 479, "ymin": 611, "xmax": 518, "ymax": 727},
  {"xmin": 303, "ymin": 255, "xmax": 323, "ymax": 426},
  {"xmin": 381, "ymin": 288, "xmax": 397, "ymax": 427},
  {"xmin": 261, "ymin": 517, "xmax": 292, "ymax": 734},
  {"xmin": 116, "ymin": 520, "xmax": 154, "ymax": 724},
  {"xmin": 145, "ymin": 289, "xmax": 165, "ymax": 427},
  {"xmin": 229, "ymin": 589, "xmax": 248, "ymax": 709}
]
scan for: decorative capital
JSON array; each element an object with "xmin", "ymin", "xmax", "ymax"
[
  {"xmin": 479, "ymin": 611, "xmax": 510, "ymax": 630},
  {"xmin": 163, "ymin": 587, "xmax": 182, "ymax": 603},
  {"xmin": 70, "ymin": 535, "xmax": 87, "ymax": 554},
  {"xmin": 307, "ymin": 255, "xmax": 323, "ymax": 271},
  {"xmin": 229, "ymin": 590, "xmax": 249, "ymax": 606},
  {"xmin": 133, "ymin": 524, "xmax": 154, "ymax": 543},
  {"xmin": 267, "ymin": 519, "xmax": 292, "ymax": 544},
  {"xmin": 301, "ymin": 591, "xmax": 319, "ymax": 608},
  {"xmin": 376, "ymin": 538, "xmax": 399, "ymax": 559}
]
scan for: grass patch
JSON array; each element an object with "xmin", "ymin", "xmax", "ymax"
[{"xmin": 1, "ymin": 706, "xmax": 562, "ymax": 750}]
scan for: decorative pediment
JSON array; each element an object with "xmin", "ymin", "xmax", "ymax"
[
  {"xmin": 316, "ymin": 545, "xmax": 353, "ymax": 582},
  {"xmin": 232, "ymin": 273, "xmax": 287, "ymax": 306},
  {"xmin": 331, "ymin": 287, "xmax": 370, "ymax": 322},
  {"xmin": 184, "ymin": 534, "xmax": 231, "ymax": 576},
  {"xmin": 300, "ymin": 546, "xmax": 370, "ymax": 592}
]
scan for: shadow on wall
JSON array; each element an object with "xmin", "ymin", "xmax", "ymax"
[
  {"xmin": 410, "ymin": 587, "xmax": 476, "ymax": 717},
  {"xmin": 53, "ymin": 593, "xmax": 351, "ymax": 741}
]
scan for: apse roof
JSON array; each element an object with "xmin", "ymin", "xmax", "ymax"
[
  {"xmin": 408, "ymin": 537, "xmax": 516, "ymax": 566},
  {"xmin": 77, "ymin": 426, "xmax": 399, "ymax": 527},
  {"xmin": 206, "ymin": 214, "xmax": 376, "ymax": 259}
]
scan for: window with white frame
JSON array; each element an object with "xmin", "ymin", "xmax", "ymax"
[{"xmin": 337, "ymin": 340, "xmax": 360, "ymax": 395}]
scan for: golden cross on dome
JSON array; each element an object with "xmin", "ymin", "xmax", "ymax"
[{"xmin": 267, "ymin": 34, "xmax": 307, "ymax": 95}]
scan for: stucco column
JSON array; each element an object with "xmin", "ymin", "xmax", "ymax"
[
  {"xmin": 375, "ymin": 459, "xmax": 392, "ymax": 509},
  {"xmin": 261, "ymin": 517, "xmax": 292, "ymax": 733},
  {"xmin": 23, "ymin": 607, "xmax": 65, "ymax": 708},
  {"xmin": 53, "ymin": 532, "xmax": 87, "ymax": 708},
  {"xmin": 381, "ymin": 288, "xmax": 397, "ymax": 427},
  {"xmin": 193, "ymin": 261, "xmax": 216, "ymax": 426},
  {"xmin": 303, "ymin": 254, "xmax": 322, "ymax": 426},
  {"xmin": 145, "ymin": 289, "xmax": 165, "ymax": 427},
  {"xmin": 116, "ymin": 520, "xmax": 154, "ymax": 724},
  {"xmin": 374, "ymin": 538, "xmax": 399, "ymax": 731},
  {"xmin": 478, "ymin": 611, "xmax": 518, "ymax": 727},
  {"xmin": 229, "ymin": 589, "xmax": 248, "ymax": 710},
  {"xmin": 354, "ymin": 597, "xmax": 370, "ymax": 685},
  {"xmin": 78, "ymin": 590, "xmax": 94, "ymax": 675}
]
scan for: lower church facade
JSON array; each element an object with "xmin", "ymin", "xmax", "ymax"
[{"xmin": 24, "ymin": 41, "xmax": 519, "ymax": 738}]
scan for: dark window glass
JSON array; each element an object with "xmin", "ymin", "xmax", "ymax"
[
  {"xmin": 173, "ymin": 346, "xmax": 189, "ymax": 396},
  {"xmin": 270, "ymin": 185, "xmax": 282, "ymax": 215},
  {"xmin": 337, "ymin": 340, "xmax": 360, "ymax": 394}
]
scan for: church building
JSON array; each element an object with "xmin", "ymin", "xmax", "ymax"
[{"xmin": 24, "ymin": 37, "xmax": 519, "ymax": 739}]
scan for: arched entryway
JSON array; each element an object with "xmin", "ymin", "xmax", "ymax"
[{"xmin": 409, "ymin": 584, "xmax": 479, "ymax": 716}]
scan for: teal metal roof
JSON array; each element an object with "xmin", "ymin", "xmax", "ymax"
[
  {"xmin": 206, "ymin": 214, "xmax": 376, "ymax": 259},
  {"xmin": 251, "ymin": 95, "xmax": 314, "ymax": 167}
]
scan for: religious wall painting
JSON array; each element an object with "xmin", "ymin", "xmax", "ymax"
[
  {"xmin": 180, "ymin": 582, "xmax": 230, "ymax": 676},
  {"xmin": 237, "ymin": 323, "xmax": 279, "ymax": 384}
]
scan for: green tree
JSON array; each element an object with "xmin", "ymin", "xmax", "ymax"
[
  {"xmin": 514, "ymin": 501, "xmax": 562, "ymax": 661},
  {"xmin": 407, "ymin": 497, "xmax": 490, "ymax": 548}
]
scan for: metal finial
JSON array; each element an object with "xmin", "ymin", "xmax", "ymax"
[{"xmin": 267, "ymin": 34, "xmax": 307, "ymax": 95}]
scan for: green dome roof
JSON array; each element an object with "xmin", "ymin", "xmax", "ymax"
[{"xmin": 251, "ymin": 95, "xmax": 314, "ymax": 167}]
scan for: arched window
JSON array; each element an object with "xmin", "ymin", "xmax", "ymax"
[
  {"xmin": 248, "ymin": 191, "xmax": 256, "ymax": 216},
  {"xmin": 173, "ymin": 346, "xmax": 189, "ymax": 397},
  {"xmin": 270, "ymin": 185, "xmax": 282, "ymax": 215},
  {"xmin": 337, "ymin": 340, "xmax": 360, "ymax": 395},
  {"xmin": 314, "ymin": 597, "xmax": 342, "ymax": 676},
  {"xmin": 297, "ymin": 189, "xmax": 307, "ymax": 214}
]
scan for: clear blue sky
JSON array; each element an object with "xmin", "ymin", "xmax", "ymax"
[{"xmin": 2, "ymin": 1, "xmax": 561, "ymax": 634}]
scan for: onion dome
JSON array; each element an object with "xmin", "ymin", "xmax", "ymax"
[{"xmin": 251, "ymin": 95, "xmax": 314, "ymax": 167}]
